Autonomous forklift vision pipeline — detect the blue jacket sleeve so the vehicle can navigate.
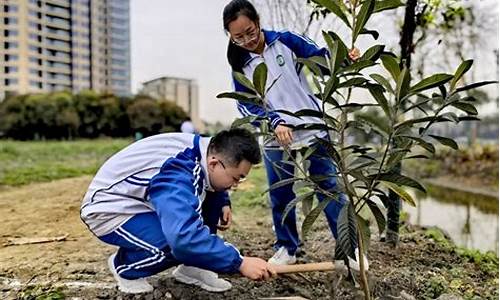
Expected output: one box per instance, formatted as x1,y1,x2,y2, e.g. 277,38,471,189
233,75,285,129
279,31,331,75
279,31,328,59
149,158,243,274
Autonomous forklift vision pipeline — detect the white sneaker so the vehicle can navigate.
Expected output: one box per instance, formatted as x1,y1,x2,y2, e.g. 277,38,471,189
172,265,232,292
268,246,297,265
336,248,370,272
108,253,154,294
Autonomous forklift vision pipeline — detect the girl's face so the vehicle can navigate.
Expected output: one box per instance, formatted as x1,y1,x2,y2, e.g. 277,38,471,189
227,15,262,52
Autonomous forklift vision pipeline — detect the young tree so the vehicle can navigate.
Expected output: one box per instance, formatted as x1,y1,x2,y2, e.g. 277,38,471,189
219,0,496,298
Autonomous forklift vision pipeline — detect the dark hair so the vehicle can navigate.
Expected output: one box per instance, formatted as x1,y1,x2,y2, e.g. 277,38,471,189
223,0,260,72
208,128,261,166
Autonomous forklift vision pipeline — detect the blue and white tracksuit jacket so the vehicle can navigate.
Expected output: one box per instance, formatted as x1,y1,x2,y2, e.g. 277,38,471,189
80,133,243,275
230,30,348,255
233,29,328,149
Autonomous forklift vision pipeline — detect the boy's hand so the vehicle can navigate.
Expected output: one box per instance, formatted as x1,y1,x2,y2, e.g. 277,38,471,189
217,205,232,231
239,257,277,280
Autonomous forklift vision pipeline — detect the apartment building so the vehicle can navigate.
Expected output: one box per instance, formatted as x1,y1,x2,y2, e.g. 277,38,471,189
140,76,202,130
0,0,131,99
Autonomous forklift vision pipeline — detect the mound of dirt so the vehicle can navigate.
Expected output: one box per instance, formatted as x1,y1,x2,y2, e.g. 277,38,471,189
0,177,497,299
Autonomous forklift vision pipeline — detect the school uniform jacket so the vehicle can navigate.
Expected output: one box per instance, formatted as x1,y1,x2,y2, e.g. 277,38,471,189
232,29,328,149
80,133,242,273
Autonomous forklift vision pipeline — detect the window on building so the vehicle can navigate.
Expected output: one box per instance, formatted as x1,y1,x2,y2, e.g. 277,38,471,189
30,80,42,87
111,59,127,66
5,54,19,61
5,5,19,13
4,42,18,49
5,78,19,85
5,66,19,73
4,17,18,25
5,29,19,36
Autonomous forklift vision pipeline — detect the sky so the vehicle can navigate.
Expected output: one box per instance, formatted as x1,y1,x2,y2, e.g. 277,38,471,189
130,0,236,125
130,0,499,125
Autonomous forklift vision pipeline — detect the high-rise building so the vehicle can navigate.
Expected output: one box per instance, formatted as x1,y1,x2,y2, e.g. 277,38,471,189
140,76,202,131
0,0,131,99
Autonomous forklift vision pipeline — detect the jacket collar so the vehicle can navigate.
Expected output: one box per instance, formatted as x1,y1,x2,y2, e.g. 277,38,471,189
199,136,215,192
243,29,281,66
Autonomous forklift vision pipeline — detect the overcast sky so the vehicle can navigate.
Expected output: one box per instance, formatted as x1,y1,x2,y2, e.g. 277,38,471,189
130,0,499,125
130,0,235,124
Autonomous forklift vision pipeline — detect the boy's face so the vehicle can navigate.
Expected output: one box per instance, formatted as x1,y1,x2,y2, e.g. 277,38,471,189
207,156,251,191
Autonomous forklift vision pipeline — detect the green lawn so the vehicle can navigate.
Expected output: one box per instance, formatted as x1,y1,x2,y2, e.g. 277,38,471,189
0,139,132,186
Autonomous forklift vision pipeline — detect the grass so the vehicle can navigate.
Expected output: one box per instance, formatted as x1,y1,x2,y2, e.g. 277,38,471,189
0,139,132,186
231,165,269,209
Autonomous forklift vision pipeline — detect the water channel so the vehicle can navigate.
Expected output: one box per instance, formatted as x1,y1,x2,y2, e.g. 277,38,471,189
405,184,498,253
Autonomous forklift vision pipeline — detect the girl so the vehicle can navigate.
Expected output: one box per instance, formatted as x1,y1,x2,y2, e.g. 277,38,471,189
222,0,368,271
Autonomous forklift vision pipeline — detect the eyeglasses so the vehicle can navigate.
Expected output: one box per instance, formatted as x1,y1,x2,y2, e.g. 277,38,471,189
218,159,246,184
230,25,260,46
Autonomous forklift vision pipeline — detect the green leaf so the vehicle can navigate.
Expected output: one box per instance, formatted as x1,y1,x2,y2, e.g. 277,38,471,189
297,57,323,77
458,116,480,122
373,172,426,192
366,199,386,234
396,67,410,102
356,215,371,250
233,71,255,92
216,91,260,104
428,134,459,150
308,55,329,69
302,193,314,216
451,102,478,115
263,177,306,194
398,135,435,153
341,60,376,73
302,199,332,239
353,0,375,43
337,201,357,259
312,0,351,28
410,73,454,94
380,54,400,82
281,191,315,225
370,73,394,93
338,77,368,89
380,181,416,206
394,116,445,130
373,0,404,13
253,63,268,96
360,44,385,61
294,109,326,118
316,137,341,163
324,75,339,100
327,31,349,48
455,80,498,93
450,59,473,91
231,115,262,128
356,113,390,137
367,84,391,117
359,28,379,40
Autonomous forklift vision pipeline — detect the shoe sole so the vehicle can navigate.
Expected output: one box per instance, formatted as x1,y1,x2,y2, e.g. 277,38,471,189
173,271,231,292
108,254,153,294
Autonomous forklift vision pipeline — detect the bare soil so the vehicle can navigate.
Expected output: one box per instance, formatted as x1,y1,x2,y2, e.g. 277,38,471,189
0,177,497,299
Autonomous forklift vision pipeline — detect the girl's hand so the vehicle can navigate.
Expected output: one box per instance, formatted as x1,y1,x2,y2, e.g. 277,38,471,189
275,124,293,146
349,47,360,61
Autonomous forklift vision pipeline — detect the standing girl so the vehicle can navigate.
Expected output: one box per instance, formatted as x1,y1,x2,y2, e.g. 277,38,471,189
222,0,368,270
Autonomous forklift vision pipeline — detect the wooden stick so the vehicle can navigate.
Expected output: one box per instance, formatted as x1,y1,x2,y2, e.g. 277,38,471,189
273,262,335,274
